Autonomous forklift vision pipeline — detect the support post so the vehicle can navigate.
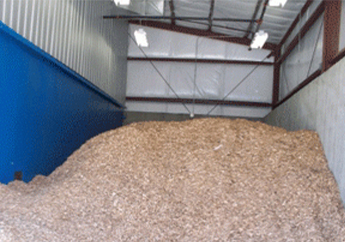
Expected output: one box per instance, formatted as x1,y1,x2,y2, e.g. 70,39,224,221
272,48,281,106
322,0,341,71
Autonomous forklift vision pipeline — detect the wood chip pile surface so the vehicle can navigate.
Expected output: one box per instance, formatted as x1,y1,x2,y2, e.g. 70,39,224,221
1,118,345,241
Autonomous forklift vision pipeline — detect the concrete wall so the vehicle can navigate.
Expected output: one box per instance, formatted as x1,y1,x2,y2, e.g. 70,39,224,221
265,57,345,204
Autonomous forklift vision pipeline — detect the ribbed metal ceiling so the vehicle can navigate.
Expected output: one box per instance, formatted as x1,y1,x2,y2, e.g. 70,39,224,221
161,0,311,44
110,0,324,46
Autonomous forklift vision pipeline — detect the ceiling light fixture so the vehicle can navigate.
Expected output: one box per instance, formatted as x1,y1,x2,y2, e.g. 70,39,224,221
250,30,269,49
114,0,130,6
134,29,149,47
268,0,288,7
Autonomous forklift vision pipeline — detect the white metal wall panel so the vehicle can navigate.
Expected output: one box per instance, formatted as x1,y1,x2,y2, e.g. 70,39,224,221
340,1,345,51
127,23,273,118
0,0,128,104
127,61,273,102
281,0,322,52
279,16,323,100
128,24,274,62
265,57,345,205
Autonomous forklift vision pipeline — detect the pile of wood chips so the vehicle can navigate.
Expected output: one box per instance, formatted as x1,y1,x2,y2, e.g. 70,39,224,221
1,118,345,241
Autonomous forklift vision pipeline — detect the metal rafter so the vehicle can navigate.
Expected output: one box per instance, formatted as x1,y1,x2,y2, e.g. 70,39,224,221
252,0,269,35
127,57,273,66
104,15,256,22
129,20,277,50
126,97,272,108
207,0,215,31
277,2,325,64
322,0,341,71
181,19,251,34
169,0,176,25
279,0,314,47
245,0,263,39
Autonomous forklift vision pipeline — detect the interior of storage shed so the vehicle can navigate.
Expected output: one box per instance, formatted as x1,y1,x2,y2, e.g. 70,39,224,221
1,0,345,240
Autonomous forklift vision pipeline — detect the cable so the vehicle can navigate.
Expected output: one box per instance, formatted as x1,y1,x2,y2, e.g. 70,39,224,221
306,19,323,77
206,54,270,116
128,32,192,114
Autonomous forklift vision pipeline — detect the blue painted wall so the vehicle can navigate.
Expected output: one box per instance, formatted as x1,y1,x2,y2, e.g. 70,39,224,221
0,22,125,184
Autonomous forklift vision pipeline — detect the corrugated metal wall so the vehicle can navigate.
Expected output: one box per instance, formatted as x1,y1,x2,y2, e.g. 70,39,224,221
0,0,128,104
265,57,345,205
0,20,124,183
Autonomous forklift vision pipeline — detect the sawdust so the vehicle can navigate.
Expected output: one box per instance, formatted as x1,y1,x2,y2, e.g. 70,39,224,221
0,118,344,241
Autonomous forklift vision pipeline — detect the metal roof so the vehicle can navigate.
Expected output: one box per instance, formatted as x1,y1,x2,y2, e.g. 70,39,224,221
107,0,322,46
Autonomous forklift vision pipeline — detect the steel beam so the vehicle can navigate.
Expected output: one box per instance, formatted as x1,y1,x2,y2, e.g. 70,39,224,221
250,0,269,43
129,21,277,50
169,0,176,25
245,0,264,39
127,57,273,66
208,0,216,31
104,15,256,22
279,0,314,47
273,69,321,109
322,0,341,71
277,2,325,64
272,49,280,106
126,96,272,108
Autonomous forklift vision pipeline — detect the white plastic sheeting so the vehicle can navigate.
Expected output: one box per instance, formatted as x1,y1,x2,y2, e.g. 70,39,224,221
128,24,274,62
0,0,128,104
279,15,323,100
127,24,273,118
340,1,345,51
126,61,273,117
127,61,273,101
281,0,323,53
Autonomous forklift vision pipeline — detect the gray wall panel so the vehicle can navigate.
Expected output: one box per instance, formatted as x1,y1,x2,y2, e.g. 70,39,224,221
265,58,345,205
0,0,128,104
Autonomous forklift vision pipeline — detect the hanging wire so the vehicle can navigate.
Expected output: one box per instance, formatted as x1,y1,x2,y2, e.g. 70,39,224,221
127,32,192,114
206,54,270,115
306,19,323,77
282,66,291,95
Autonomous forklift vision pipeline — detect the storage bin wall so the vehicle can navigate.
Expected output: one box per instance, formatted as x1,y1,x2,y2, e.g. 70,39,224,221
265,0,345,204
265,57,345,205
0,0,129,184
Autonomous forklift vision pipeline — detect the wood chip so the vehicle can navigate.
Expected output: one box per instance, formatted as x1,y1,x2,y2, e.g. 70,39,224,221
1,118,344,241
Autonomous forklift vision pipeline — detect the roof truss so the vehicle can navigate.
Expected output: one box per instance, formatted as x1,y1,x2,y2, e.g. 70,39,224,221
129,20,277,51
